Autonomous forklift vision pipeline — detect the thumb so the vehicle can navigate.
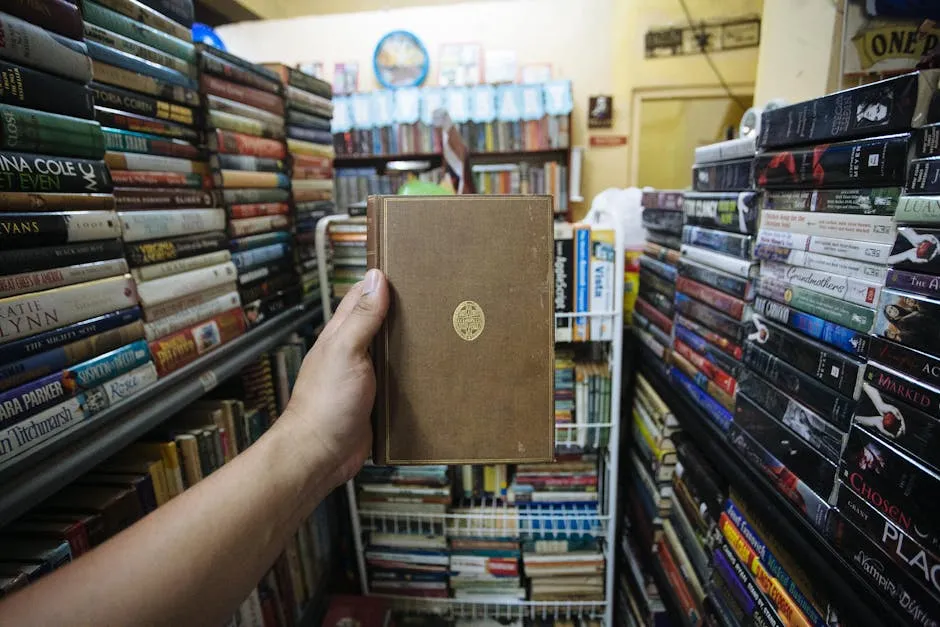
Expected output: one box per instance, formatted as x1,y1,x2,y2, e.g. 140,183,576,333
337,268,389,352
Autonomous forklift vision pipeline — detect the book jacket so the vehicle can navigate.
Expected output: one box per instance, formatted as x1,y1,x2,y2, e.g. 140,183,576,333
367,195,555,464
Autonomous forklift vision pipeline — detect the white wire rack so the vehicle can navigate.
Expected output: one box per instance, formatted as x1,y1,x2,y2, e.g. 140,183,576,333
319,212,625,627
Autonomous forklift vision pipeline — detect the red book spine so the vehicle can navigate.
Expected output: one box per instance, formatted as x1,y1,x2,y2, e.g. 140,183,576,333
657,539,703,627
290,154,332,169
214,130,287,159
675,276,746,320
291,188,332,203
6,0,83,41
146,138,201,161
228,202,290,219
149,308,247,377
672,339,737,395
635,297,673,335
201,75,285,116
291,165,333,180
110,170,211,189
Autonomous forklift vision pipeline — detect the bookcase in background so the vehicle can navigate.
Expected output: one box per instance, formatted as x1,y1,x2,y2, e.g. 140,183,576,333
317,212,624,624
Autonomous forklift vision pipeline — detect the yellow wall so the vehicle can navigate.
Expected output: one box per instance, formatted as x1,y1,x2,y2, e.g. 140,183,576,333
217,0,762,217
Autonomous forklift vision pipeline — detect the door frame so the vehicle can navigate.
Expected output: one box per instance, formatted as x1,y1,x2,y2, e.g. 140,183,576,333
629,85,755,186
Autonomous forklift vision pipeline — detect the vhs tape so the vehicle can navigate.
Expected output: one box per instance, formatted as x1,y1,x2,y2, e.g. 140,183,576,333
754,133,910,189
868,336,940,391
675,293,747,342
735,394,838,500
641,189,684,210
642,208,684,234
676,276,751,321
753,296,870,356
727,422,831,531
682,225,752,259
683,191,759,234
737,370,846,462
888,227,940,273
743,341,856,427
873,289,940,356
679,257,754,300
855,382,940,473
756,275,875,334
749,314,864,399
864,361,940,418
760,188,900,216
907,157,940,195
692,158,753,192
840,427,940,568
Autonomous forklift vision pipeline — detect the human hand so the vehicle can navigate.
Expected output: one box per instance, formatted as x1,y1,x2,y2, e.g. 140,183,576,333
280,269,389,488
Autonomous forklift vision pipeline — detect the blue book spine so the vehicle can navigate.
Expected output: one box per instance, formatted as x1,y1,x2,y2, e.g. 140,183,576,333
574,226,590,340
85,41,198,91
723,500,827,627
756,297,868,357
232,243,289,271
669,368,733,431
273,172,291,189
712,546,755,615
229,231,292,252
0,307,142,365
0,340,151,427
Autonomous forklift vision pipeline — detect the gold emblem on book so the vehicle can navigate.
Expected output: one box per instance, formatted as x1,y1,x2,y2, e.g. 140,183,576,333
453,300,485,341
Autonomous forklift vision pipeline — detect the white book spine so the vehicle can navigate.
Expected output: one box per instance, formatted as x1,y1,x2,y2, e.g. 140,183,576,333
693,136,756,164
756,228,891,264
0,361,157,468
636,327,665,358
119,209,226,243
112,152,200,173
229,215,290,237
136,261,238,308
0,12,92,82
365,551,449,565
759,261,881,306
287,85,333,111
680,244,756,278
131,250,232,283
754,246,888,282
143,291,241,341
759,209,898,244
143,283,235,322
0,259,128,299
0,275,137,344
58,211,124,241
207,94,285,126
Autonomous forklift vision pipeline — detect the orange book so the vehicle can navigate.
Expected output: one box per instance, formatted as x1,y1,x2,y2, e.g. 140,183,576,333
656,539,703,626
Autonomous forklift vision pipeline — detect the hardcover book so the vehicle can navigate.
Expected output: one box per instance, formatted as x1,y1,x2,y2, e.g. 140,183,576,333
367,195,554,464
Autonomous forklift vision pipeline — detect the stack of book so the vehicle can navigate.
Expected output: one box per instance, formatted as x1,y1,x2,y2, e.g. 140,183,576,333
472,162,569,216
197,46,296,327
673,136,760,432
368,532,450,599
329,217,368,298
263,63,335,305
0,7,156,468
735,72,936,534
508,455,599,507
830,82,940,623
635,189,683,367
450,537,523,602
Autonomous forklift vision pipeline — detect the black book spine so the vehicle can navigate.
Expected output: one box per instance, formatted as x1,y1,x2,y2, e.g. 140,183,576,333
90,81,196,125
868,336,940,391
138,0,195,28
0,239,123,274
914,122,940,158
199,50,281,95
855,382,940,474
5,0,84,41
683,191,759,234
0,60,94,119
864,361,940,417
678,258,752,300
682,225,752,259
124,231,226,267
213,154,285,173
0,151,112,194
0,212,119,250
692,159,753,192
907,157,940,194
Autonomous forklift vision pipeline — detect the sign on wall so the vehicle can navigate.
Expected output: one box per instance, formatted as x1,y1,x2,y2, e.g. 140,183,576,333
645,17,760,58
843,0,939,77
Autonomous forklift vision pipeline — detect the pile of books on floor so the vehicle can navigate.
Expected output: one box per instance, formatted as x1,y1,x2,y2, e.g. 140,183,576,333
264,63,335,305
197,46,297,327
0,6,155,468
635,189,683,366
553,351,612,452
328,217,367,298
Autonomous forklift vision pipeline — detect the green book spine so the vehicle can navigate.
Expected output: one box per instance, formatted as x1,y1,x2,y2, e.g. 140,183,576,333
779,284,874,334
83,22,195,78
82,2,196,63
0,105,104,159
894,195,940,224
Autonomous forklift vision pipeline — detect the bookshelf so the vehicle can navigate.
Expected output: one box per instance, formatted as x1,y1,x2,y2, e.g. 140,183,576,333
0,302,323,528
635,343,906,627
318,214,624,625
333,148,570,169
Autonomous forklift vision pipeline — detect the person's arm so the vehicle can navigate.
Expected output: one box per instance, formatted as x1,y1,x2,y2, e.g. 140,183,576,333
0,269,389,627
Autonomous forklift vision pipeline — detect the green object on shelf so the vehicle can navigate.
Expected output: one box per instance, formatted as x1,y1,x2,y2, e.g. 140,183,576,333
397,180,452,196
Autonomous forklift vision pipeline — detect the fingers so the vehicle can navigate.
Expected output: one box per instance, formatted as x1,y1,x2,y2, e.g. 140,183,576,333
336,269,390,353
320,280,364,340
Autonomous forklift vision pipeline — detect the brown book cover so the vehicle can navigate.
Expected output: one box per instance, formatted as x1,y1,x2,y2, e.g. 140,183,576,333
367,195,555,465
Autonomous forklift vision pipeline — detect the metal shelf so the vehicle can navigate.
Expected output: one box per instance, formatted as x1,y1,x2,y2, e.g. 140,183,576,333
0,302,324,527
637,350,905,627
372,596,607,621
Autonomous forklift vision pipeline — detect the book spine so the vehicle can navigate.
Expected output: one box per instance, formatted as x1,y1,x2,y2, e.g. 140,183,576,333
656,538,704,626
5,0,84,41
676,276,748,320
82,1,195,62
148,308,246,376
855,380,940,473
201,75,284,116
673,338,736,395
682,225,752,259
91,0,191,41
0,60,94,119
239,273,294,305
679,245,756,278
589,229,615,341
0,258,128,299
211,129,286,159
142,283,231,322
94,109,197,146
228,215,289,238
669,367,733,431
91,82,195,126
131,250,230,282
283,67,331,99
291,188,331,203
91,61,199,108
199,51,281,95
230,231,289,252
674,292,745,342
694,136,756,163
0,104,104,159
124,231,225,267
683,191,758,234
678,258,752,300
669,350,735,412
0,320,143,392
213,154,285,173
883,268,940,300
103,128,199,160
759,210,897,245
216,170,289,189
759,261,880,307
109,170,206,190
754,244,887,283
639,254,678,282
136,261,237,307
114,187,214,210
692,159,753,192
291,165,332,180
573,225,590,341
0,191,114,212
0,211,121,250
118,208,225,243
0,12,92,82
0,361,157,468
761,187,901,216
286,109,331,130
868,336,940,391
137,0,193,28
864,361,940,416
287,126,332,144
756,228,892,264
754,133,910,189
286,86,332,116
753,296,869,356
712,547,756,618
286,137,333,158
0,151,112,193
208,109,283,139
894,195,940,224
0,306,141,364
83,22,194,78
143,290,241,341
106,151,206,175
907,158,940,195
228,203,288,219
673,322,741,378
873,289,940,356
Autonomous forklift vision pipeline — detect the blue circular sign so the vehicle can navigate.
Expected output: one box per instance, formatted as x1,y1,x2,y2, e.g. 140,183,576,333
373,30,429,88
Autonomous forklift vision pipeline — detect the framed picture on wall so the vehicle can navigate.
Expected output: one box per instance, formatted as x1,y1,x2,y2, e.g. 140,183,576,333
520,63,552,84
439,42,483,86
485,50,517,84
334,62,359,95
